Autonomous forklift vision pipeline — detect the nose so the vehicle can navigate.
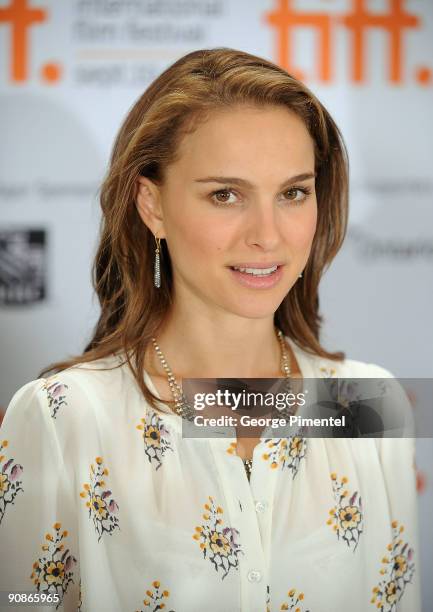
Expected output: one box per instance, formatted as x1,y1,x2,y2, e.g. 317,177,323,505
244,200,281,252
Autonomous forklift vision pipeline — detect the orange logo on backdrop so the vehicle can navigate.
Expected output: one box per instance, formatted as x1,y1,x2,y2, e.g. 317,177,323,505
265,0,430,85
0,0,61,83
0,0,429,86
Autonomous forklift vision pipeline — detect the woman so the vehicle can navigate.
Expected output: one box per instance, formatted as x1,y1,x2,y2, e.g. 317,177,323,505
0,48,420,612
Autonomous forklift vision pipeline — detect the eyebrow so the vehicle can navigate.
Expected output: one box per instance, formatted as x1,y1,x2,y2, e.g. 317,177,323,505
194,172,316,189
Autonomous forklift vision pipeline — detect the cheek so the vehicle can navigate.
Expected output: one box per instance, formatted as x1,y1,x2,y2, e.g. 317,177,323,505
305,206,318,243
166,211,228,260
281,204,317,249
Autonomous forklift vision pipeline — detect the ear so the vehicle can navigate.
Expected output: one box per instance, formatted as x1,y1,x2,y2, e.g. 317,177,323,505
135,175,166,238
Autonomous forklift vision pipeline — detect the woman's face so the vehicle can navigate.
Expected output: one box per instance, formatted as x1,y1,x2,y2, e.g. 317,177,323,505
140,104,317,320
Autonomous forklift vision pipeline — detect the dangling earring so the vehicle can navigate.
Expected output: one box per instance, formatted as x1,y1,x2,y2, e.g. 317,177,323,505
298,272,303,278
154,236,161,288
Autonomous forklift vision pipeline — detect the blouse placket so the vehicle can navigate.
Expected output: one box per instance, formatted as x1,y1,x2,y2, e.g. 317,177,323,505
209,436,279,612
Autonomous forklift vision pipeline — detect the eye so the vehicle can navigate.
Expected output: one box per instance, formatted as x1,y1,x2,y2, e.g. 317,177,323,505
210,188,239,206
282,186,312,204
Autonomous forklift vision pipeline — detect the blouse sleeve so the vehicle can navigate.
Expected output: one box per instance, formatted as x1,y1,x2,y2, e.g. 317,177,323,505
372,366,422,611
0,379,80,612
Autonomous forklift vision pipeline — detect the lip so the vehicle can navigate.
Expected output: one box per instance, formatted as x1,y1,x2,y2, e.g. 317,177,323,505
228,261,285,269
228,263,284,289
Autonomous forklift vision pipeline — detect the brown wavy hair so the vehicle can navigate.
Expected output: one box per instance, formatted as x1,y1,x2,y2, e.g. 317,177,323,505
42,47,348,407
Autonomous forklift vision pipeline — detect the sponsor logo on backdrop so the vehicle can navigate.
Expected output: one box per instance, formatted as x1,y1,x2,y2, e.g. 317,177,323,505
348,227,433,261
0,229,46,305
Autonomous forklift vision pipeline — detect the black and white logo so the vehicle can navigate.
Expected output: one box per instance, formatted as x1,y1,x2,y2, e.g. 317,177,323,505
0,229,47,305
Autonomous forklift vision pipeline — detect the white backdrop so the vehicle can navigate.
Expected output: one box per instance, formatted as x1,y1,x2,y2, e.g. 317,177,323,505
1,0,432,608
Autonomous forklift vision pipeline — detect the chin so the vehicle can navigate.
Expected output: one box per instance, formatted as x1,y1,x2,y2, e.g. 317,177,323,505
224,299,284,321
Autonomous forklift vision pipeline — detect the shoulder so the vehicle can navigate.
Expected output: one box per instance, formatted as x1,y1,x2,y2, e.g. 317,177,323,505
52,354,131,393
295,345,415,437
286,337,396,379
2,355,148,458
320,356,396,379
6,354,138,424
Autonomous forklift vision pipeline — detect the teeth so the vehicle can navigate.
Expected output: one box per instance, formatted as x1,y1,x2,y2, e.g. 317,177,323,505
232,265,278,276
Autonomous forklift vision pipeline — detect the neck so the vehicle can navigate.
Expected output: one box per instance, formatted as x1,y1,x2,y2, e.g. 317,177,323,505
151,305,283,379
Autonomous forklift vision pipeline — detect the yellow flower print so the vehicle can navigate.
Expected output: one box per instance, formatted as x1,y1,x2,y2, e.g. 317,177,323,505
393,555,408,578
0,440,24,526
371,520,415,611
91,494,108,520
385,581,398,605
0,473,9,493
80,457,119,542
30,523,76,609
338,505,362,530
135,580,175,612
327,474,363,551
289,437,303,457
319,366,337,377
210,531,231,556
137,411,173,470
45,561,65,585
193,496,243,580
261,437,307,479
226,441,237,455
278,587,310,611
144,425,161,447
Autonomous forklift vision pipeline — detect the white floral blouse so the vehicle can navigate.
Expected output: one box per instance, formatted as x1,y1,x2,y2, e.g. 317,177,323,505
0,338,421,612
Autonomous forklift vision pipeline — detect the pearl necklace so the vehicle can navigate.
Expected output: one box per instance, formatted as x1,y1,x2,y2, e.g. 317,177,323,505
151,329,292,481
